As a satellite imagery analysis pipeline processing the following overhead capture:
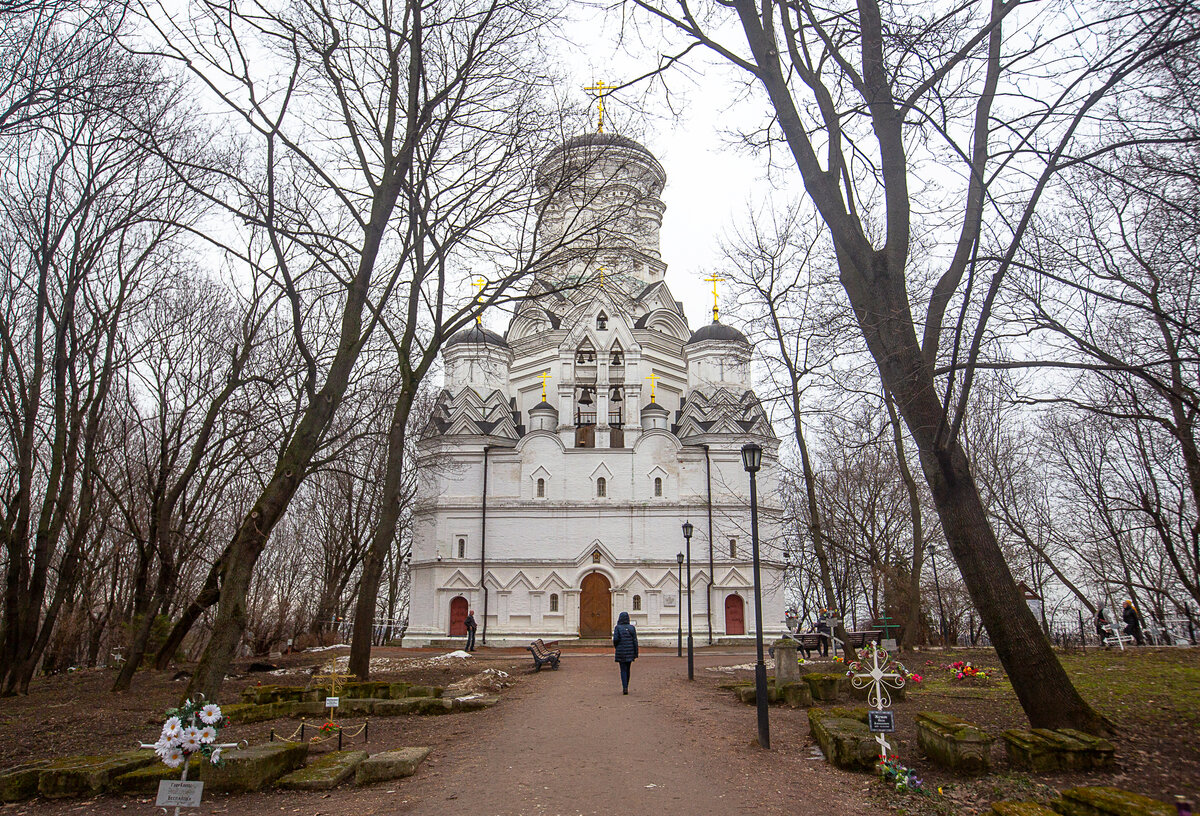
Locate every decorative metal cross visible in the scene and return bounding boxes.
[645,371,660,402]
[312,661,355,723]
[703,273,724,322]
[584,80,613,133]
[472,277,487,325]
[847,644,906,758]
[537,370,553,402]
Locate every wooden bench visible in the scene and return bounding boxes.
[842,630,882,650]
[526,639,561,671]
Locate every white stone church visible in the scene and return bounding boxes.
[402,132,784,647]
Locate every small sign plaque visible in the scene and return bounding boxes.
[867,711,895,733]
[156,780,204,808]
[325,696,340,708]
[881,638,898,651]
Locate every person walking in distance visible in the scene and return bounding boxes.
[1122,600,1144,646]
[464,609,478,652]
[613,611,638,694]
[816,609,831,658]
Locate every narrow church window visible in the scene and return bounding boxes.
[730,538,738,557]
[549,593,559,612]
[654,477,663,497]
[596,477,607,497]
[633,594,642,611]
[537,478,545,497]
[596,312,608,330]
[458,538,466,558]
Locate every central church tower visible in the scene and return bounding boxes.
[404,132,783,647]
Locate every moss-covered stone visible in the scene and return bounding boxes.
[0,760,48,803]
[915,711,994,774]
[405,685,442,698]
[387,682,411,698]
[373,698,425,716]
[355,748,431,785]
[290,701,328,717]
[777,681,813,708]
[1003,728,1115,772]
[276,750,367,791]
[1051,787,1173,816]
[342,682,389,699]
[111,756,202,794]
[804,673,848,702]
[451,694,499,712]
[991,802,1060,816]
[808,708,877,771]
[198,742,308,793]
[735,684,779,705]
[37,750,156,799]
[337,698,378,715]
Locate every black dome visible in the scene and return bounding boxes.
[539,133,665,182]
[685,321,749,346]
[445,324,509,349]
[530,400,557,411]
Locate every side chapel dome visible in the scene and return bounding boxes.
[685,321,750,346]
[445,324,509,349]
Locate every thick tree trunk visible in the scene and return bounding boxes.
[885,392,925,651]
[155,550,225,670]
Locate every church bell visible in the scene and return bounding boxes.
[610,386,622,402]
[578,386,594,406]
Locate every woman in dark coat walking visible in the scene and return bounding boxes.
[1122,600,1144,645]
[613,611,638,694]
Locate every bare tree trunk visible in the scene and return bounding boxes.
[885,392,925,651]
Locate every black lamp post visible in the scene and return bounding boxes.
[682,521,695,680]
[741,442,770,750]
[929,544,949,647]
[676,552,684,658]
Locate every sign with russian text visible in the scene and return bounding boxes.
[325,696,340,708]
[867,710,895,733]
[156,780,204,808]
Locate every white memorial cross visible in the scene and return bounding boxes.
[847,644,906,759]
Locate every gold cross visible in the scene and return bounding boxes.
[537,370,553,402]
[645,372,660,403]
[704,273,724,322]
[596,267,606,290]
[472,277,487,325]
[312,661,355,721]
[584,80,613,133]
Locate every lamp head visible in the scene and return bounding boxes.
[676,552,685,565]
[682,521,694,539]
[741,442,763,473]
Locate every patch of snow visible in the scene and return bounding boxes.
[429,650,472,661]
[706,663,757,673]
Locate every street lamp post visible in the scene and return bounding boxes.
[741,442,770,750]
[929,544,949,647]
[682,521,695,680]
[676,552,684,658]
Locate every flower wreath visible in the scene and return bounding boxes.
[153,699,229,768]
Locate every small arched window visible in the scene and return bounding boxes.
[596,312,608,330]
[632,594,642,611]
[730,538,738,558]
[549,593,559,612]
[458,538,466,558]
[654,477,663,497]
[536,478,545,497]
[596,477,607,497]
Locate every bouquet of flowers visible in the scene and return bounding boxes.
[948,660,989,680]
[152,699,228,769]
[318,721,340,736]
[877,755,927,795]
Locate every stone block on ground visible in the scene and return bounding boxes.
[1003,729,1115,772]
[776,681,813,708]
[773,639,802,685]
[808,708,876,772]
[804,673,848,702]
[276,750,368,791]
[342,682,389,699]
[915,711,994,774]
[451,694,499,712]
[198,742,308,793]
[355,748,432,785]
[404,685,443,698]
[38,750,156,799]
[387,682,412,698]
[111,756,202,794]
[223,701,291,724]
[1051,787,1173,816]
[991,802,1060,816]
[289,701,328,717]
[241,684,306,705]
[735,684,779,705]
[0,760,48,803]
[336,697,379,715]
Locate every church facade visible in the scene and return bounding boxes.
[402,133,784,647]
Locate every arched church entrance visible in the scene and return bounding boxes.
[448,596,468,636]
[725,594,745,635]
[579,572,612,638]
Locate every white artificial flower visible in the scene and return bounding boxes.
[199,703,222,725]
[210,747,222,765]
[163,748,185,769]
[153,738,173,758]
[198,726,217,744]
[161,720,183,744]
[180,726,202,753]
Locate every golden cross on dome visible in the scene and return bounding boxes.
[596,266,606,290]
[537,370,553,402]
[704,273,725,322]
[584,80,613,133]
[472,277,487,325]
[645,371,661,402]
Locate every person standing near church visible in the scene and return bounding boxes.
[613,611,638,694]
[816,609,831,658]
[464,609,477,652]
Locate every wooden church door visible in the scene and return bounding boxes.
[579,572,612,638]
[725,594,745,635]
[449,596,468,636]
